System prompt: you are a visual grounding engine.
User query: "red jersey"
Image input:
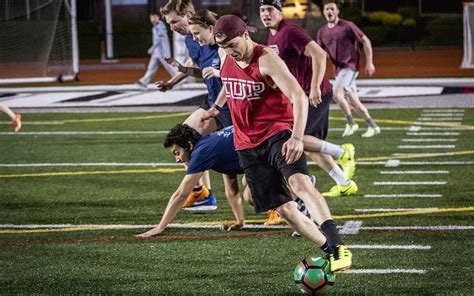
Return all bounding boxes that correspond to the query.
[220,45,293,150]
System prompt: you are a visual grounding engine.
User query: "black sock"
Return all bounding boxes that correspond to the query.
[193,185,203,192]
[321,220,343,248]
[320,240,332,254]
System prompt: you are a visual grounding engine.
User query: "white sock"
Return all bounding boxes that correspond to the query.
[321,141,345,159]
[329,167,349,186]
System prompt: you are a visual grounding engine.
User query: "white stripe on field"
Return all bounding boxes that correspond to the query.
[380,170,449,174]
[422,109,464,113]
[340,221,363,235]
[416,118,464,121]
[406,132,460,136]
[363,226,474,230]
[373,181,447,185]
[363,194,442,198]
[401,139,458,142]
[357,161,474,166]
[354,208,439,212]
[0,121,64,125]
[0,163,183,167]
[0,131,167,135]
[344,269,426,274]
[397,145,455,149]
[414,121,461,125]
[420,113,464,117]
[347,245,431,250]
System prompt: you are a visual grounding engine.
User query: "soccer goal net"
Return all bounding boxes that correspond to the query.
[0,0,78,84]
[462,2,474,69]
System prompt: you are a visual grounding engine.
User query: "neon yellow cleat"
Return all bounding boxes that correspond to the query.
[342,123,359,137]
[264,209,286,225]
[337,143,356,180]
[329,245,353,272]
[322,180,358,198]
[361,126,381,138]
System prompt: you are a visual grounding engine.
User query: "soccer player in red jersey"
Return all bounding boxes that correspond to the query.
[317,0,381,138]
[259,0,358,198]
[202,15,352,272]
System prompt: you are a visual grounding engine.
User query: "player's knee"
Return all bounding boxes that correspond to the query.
[288,174,311,195]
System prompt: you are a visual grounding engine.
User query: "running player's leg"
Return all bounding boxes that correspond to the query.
[345,90,381,138]
[138,57,160,86]
[333,69,360,136]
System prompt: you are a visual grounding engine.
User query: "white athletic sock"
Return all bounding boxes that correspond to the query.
[329,167,350,186]
[321,141,345,159]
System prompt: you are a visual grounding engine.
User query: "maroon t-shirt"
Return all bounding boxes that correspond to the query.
[316,19,365,73]
[267,20,332,96]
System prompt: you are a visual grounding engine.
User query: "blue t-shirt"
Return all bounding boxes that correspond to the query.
[185,35,231,118]
[187,126,243,176]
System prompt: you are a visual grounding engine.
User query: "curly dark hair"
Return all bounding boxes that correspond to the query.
[164,124,200,150]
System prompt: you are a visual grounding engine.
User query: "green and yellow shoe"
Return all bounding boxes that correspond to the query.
[337,143,356,180]
[322,180,358,197]
[329,245,353,272]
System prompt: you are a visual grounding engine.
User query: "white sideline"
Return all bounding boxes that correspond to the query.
[406,132,460,136]
[344,269,427,274]
[347,245,431,250]
[373,182,447,185]
[379,171,449,174]
[363,194,442,198]
[417,118,464,121]
[397,145,455,149]
[354,208,439,212]
[401,139,458,142]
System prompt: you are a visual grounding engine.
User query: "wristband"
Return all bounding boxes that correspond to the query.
[211,103,222,112]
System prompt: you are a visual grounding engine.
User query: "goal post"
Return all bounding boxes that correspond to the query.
[462,2,474,69]
[0,0,79,84]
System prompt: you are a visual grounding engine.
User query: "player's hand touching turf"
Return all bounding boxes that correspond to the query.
[155,80,172,92]
[135,226,164,238]
[202,67,220,79]
[220,222,244,231]
[308,88,322,106]
[366,63,375,76]
[282,137,304,164]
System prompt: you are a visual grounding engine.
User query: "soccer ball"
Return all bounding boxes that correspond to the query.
[294,256,336,294]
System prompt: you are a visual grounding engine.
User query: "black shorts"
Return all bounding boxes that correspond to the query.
[200,100,233,128]
[237,130,309,213]
[304,90,332,140]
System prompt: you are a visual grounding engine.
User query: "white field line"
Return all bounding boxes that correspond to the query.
[344,269,426,274]
[380,170,449,174]
[354,208,439,212]
[346,245,431,250]
[0,131,167,135]
[340,221,363,234]
[0,163,183,167]
[397,145,455,149]
[414,121,461,125]
[422,109,464,113]
[357,161,474,166]
[373,182,447,185]
[0,121,64,125]
[408,126,467,131]
[416,118,464,121]
[420,113,464,117]
[406,132,460,136]
[1,224,473,232]
[363,194,442,198]
[401,139,458,142]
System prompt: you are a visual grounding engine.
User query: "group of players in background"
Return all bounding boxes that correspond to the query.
[133,0,384,273]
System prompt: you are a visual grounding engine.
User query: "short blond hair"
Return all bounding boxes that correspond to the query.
[189,10,218,28]
[160,0,195,17]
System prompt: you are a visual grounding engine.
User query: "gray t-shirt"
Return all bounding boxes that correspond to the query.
[316,19,365,73]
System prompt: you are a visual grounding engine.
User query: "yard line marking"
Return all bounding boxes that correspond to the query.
[344,269,426,274]
[420,113,464,117]
[406,132,460,136]
[0,168,185,178]
[355,208,439,212]
[330,116,474,130]
[401,139,458,142]
[62,112,191,123]
[363,194,442,198]
[0,121,65,125]
[361,225,474,230]
[417,118,464,121]
[414,121,461,125]
[383,161,474,165]
[357,150,474,161]
[423,109,464,113]
[0,162,183,167]
[380,170,449,174]
[373,181,447,185]
[0,131,168,135]
[346,245,431,250]
[397,145,455,149]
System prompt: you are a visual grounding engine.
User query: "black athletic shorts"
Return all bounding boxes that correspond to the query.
[237,130,309,213]
[200,100,233,128]
[304,90,332,140]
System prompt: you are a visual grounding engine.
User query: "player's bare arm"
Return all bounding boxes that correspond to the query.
[135,172,203,238]
[304,41,326,106]
[361,35,375,76]
[200,48,227,123]
[156,58,195,91]
[165,57,202,78]
[259,48,308,164]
